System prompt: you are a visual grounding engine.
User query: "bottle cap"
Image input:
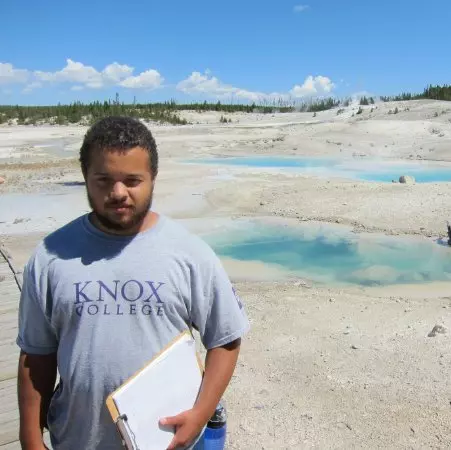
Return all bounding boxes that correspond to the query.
[207,403,227,429]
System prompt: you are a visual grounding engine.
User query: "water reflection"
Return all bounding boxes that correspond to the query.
[191,156,451,183]
[204,221,451,286]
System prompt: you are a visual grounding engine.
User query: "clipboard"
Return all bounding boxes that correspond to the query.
[106,330,205,450]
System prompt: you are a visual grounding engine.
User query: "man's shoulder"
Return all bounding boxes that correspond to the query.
[28,215,87,266]
[158,215,218,261]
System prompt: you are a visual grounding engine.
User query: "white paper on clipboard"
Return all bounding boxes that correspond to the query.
[106,331,204,450]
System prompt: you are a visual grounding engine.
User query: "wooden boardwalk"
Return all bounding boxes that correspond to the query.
[0,245,50,449]
[0,244,22,448]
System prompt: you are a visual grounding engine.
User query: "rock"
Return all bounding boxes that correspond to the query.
[399,175,415,184]
[428,324,447,337]
[329,297,335,303]
[351,345,358,350]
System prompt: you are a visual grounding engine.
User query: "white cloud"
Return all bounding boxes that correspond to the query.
[0,62,30,85]
[293,4,309,12]
[35,59,104,87]
[177,71,335,103]
[33,59,163,90]
[176,71,283,103]
[0,60,335,102]
[290,75,335,97]
[177,71,235,96]
[22,81,42,94]
[0,59,162,92]
[119,69,163,89]
[103,62,134,83]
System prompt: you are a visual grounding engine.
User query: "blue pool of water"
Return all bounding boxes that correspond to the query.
[190,156,451,183]
[204,220,451,286]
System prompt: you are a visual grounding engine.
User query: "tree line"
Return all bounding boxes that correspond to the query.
[0,84,450,126]
[0,99,190,126]
[0,96,344,125]
[380,84,451,102]
[359,96,375,105]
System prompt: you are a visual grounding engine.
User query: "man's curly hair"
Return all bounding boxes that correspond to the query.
[79,116,158,177]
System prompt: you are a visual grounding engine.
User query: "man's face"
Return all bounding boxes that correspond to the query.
[84,147,155,235]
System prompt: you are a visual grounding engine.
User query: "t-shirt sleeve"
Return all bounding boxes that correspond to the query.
[189,244,250,350]
[16,254,58,355]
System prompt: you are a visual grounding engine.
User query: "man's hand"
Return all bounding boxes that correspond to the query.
[160,339,242,449]
[160,408,206,450]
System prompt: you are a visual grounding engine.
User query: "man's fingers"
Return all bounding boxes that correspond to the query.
[160,416,177,427]
[166,437,179,450]
[160,412,186,427]
[161,412,191,448]
[166,433,190,450]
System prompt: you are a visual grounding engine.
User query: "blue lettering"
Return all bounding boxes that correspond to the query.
[74,281,93,304]
[143,281,165,303]
[121,280,144,302]
[73,279,168,317]
[98,280,119,301]
[87,304,99,315]
[142,304,152,315]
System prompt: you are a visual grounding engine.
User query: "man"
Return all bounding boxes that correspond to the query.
[16,116,250,449]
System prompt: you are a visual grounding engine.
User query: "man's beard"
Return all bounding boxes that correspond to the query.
[86,191,153,232]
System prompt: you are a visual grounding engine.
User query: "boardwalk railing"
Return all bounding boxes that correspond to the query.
[0,246,22,291]
[0,245,52,449]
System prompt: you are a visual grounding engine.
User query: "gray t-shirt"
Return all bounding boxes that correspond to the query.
[16,213,250,450]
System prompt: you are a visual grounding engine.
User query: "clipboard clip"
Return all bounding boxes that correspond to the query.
[116,414,139,450]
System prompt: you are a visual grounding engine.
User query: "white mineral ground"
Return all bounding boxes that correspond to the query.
[1,99,451,448]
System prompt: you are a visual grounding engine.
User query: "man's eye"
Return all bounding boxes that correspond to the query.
[126,179,141,187]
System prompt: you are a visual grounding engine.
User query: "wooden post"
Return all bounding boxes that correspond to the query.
[0,245,22,291]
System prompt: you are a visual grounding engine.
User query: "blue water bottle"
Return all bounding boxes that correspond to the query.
[202,402,227,450]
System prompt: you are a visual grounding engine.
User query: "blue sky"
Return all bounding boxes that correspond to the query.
[1,0,449,105]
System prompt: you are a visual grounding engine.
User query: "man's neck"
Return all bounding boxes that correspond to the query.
[89,211,159,236]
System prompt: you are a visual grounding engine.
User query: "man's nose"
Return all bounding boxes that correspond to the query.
[110,182,127,199]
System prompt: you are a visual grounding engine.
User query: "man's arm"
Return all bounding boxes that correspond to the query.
[160,338,241,449]
[18,351,58,449]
